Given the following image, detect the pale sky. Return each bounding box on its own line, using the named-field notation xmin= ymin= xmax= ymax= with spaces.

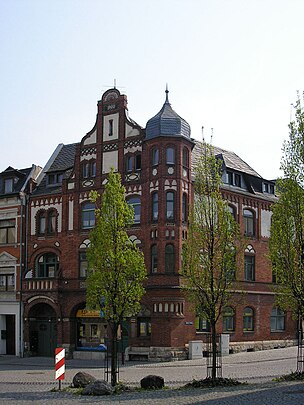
xmin=1 ymin=0 xmax=304 ymax=180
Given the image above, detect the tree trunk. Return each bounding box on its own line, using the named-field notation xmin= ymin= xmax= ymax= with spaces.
xmin=211 ymin=320 xmax=217 ymax=380
xmin=111 ymin=323 xmax=118 ymax=386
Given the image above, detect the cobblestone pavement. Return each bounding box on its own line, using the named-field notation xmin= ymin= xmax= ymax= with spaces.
xmin=0 ymin=346 xmax=303 ymax=404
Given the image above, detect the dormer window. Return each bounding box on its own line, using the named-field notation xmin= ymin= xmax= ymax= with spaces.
xmin=4 ymin=178 xmax=13 ymax=193
xmin=263 ymin=182 xmax=275 ymax=194
xmin=47 ymin=173 xmax=63 ymax=186
xmin=227 ymin=171 xmax=241 ymax=187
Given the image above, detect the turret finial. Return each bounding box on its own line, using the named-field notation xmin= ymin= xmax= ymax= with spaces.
xmin=165 ymin=83 xmax=169 ymax=103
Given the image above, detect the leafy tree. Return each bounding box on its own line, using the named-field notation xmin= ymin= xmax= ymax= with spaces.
xmin=270 ymin=93 xmax=304 ymax=325
xmin=86 ymin=169 xmax=146 ymax=386
xmin=182 ymin=142 xmax=241 ymax=380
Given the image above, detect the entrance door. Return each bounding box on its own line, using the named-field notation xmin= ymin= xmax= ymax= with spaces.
xmin=6 ymin=315 xmax=15 ymax=355
xmin=28 ymin=303 xmax=57 ymax=357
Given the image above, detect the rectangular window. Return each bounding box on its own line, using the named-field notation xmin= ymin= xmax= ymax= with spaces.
xmin=0 ymin=219 xmax=15 ymax=244
xmin=0 ymin=269 xmax=15 ymax=291
xmin=135 ymin=155 xmax=141 ymax=170
xmin=48 ymin=173 xmax=63 ymax=185
xmin=227 ymin=171 xmax=233 ymax=185
xmin=138 ymin=318 xmax=151 ymax=337
xmin=109 ymin=119 xmax=113 ymax=136
xmin=79 ymin=252 xmax=88 ymax=278
xmin=244 ymin=255 xmax=255 ymax=281
xmin=195 ymin=317 xmax=210 ymax=332
xmin=234 ymin=173 xmax=241 ymax=187
xmin=4 ymin=178 xmax=13 ymax=193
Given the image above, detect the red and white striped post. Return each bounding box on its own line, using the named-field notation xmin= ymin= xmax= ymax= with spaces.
xmin=55 ymin=348 xmax=65 ymax=390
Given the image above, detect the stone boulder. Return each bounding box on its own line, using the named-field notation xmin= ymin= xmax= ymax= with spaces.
xmin=72 ymin=371 xmax=96 ymax=388
xmin=140 ymin=375 xmax=165 ymax=390
xmin=82 ymin=379 xmax=114 ymax=396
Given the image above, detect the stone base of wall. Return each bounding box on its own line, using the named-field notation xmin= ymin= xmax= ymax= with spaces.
xmin=125 ymin=339 xmax=297 ymax=362
xmin=228 ymin=339 xmax=297 ymax=354
xmin=73 ymin=350 xmax=106 ymax=360
xmin=125 ymin=346 xmax=188 ymax=362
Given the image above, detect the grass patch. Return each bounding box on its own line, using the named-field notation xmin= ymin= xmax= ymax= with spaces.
xmin=274 ymin=371 xmax=304 ymax=382
xmin=183 ymin=377 xmax=244 ymax=389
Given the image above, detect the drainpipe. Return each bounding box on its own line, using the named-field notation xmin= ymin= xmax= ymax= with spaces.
xmin=18 ymin=193 xmax=25 ymax=358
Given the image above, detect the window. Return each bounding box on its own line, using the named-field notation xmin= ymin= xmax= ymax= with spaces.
xmin=244 ymin=255 xmax=255 ymax=281
xmin=243 ymin=209 xmax=255 ymax=237
xmin=243 ymin=307 xmax=254 ymax=331
xmin=166 ymin=191 xmax=175 ymax=221
xmin=151 ymin=245 xmax=158 ymax=273
xmin=126 ymin=154 xmax=141 ymax=172
xmin=135 ymin=155 xmax=141 ymax=171
xmin=37 ymin=210 xmax=57 ymax=236
xmin=138 ymin=318 xmax=151 ymax=337
xmin=109 ymin=119 xmax=113 ymax=136
xmin=152 ymin=148 xmax=159 ymax=166
xmin=165 ymin=244 xmax=175 ymax=273
xmin=82 ymin=161 xmax=96 ymax=179
xmin=0 ymin=269 xmax=15 ymax=291
xmin=128 ymin=197 xmax=141 ymax=224
xmin=36 ymin=253 xmax=59 ymax=278
xmin=82 ymin=202 xmax=95 ymax=229
xmin=166 ymin=147 xmax=175 ymax=165
xmin=47 ymin=173 xmax=63 ymax=186
xmin=227 ymin=171 xmax=241 ymax=187
xmin=152 ymin=192 xmax=158 ymax=221
xmin=4 ymin=178 xmax=13 ymax=193
xmin=271 ymin=308 xmax=285 ymax=331
xmin=47 ymin=210 xmax=56 ymax=234
xmin=0 ymin=219 xmax=15 ymax=244
xmin=223 ymin=307 xmax=235 ymax=332
xmin=195 ymin=317 xmax=210 ymax=332
xmin=182 ymin=147 xmax=189 ymax=168
xmin=126 ymin=156 xmax=133 ymax=172
xmin=79 ymin=252 xmax=88 ymax=278
xmin=182 ymin=193 xmax=188 ymax=222
xmin=228 ymin=205 xmax=236 ymax=220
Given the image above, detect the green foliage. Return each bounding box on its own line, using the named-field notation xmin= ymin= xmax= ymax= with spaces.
xmin=270 ymin=93 xmax=304 ymax=318
xmin=183 ymin=377 xmax=244 ymax=389
xmin=86 ymin=169 xmax=146 ymax=323
xmin=182 ymin=142 xmax=241 ymax=325
xmin=274 ymin=371 xmax=304 ymax=382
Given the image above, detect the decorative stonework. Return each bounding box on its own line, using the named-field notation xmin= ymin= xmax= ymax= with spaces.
xmin=124 ymin=139 xmax=142 ymax=149
xmin=125 ymin=173 xmax=140 ymax=182
xmin=103 ymin=143 xmax=118 ymax=152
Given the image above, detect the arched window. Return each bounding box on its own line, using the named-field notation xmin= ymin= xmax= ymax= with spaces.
xmin=166 ymin=191 xmax=175 ymax=221
xmin=151 ymin=245 xmax=158 ymax=273
xmin=223 ymin=307 xmax=235 ymax=332
xmin=271 ymin=308 xmax=285 ymax=331
xmin=37 ymin=210 xmax=46 ymax=235
xmin=47 ymin=210 xmax=57 ymax=234
xmin=243 ymin=209 xmax=255 ymax=236
xmin=36 ymin=253 xmax=59 ymax=278
xmin=165 ymin=244 xmax=175 ymax=273
xmin=228 ymin=205 xmax=236 ymax=220
xmin=182 ymin=193 xmax=188 ymax=222
xmin=127 ymin=197 xmax=141 ymax=224
xmin=152 ymin=148 xmax=159 ymax=166
xmin=152 ymin=192 xmax=158 ymax=221
xmin=243 ymin=307 xmax=254 ymax=331
xmin=166 ymin=147 xmax=175 ymax=165
xmin=81 ymin=202 xmax=95 ymax=229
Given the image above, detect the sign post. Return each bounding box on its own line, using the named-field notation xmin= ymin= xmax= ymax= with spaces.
xmin=55 ymin=348 xmax=65 ymax=390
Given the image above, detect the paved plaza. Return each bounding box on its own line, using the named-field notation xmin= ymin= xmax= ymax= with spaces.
xmin=0 ymin=346 xmax=303 ymax=404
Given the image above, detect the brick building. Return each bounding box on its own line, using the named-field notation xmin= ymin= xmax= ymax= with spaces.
xmin=0 ymin=165 xmax=41 ymax=356
xmin=21 ymin=88 xmax=296 ymax=359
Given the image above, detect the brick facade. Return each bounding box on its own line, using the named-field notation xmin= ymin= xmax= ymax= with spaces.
xmin=19 ymin=88 xmax=296 ymax=359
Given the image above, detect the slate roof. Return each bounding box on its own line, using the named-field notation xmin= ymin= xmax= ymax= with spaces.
xmin=33 ymin=143 xmax=78 ymax=196
xmin=192 ymin=141 xmax=261 ymax=178
xmin=146 ymin=92 xmax=191 ymax=140
xmin=0 ymin=166 xmax=33 ymax=196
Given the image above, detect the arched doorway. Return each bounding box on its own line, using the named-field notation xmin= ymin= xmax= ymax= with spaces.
xmin=28 ymin=303 xmax=57 ymax=356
